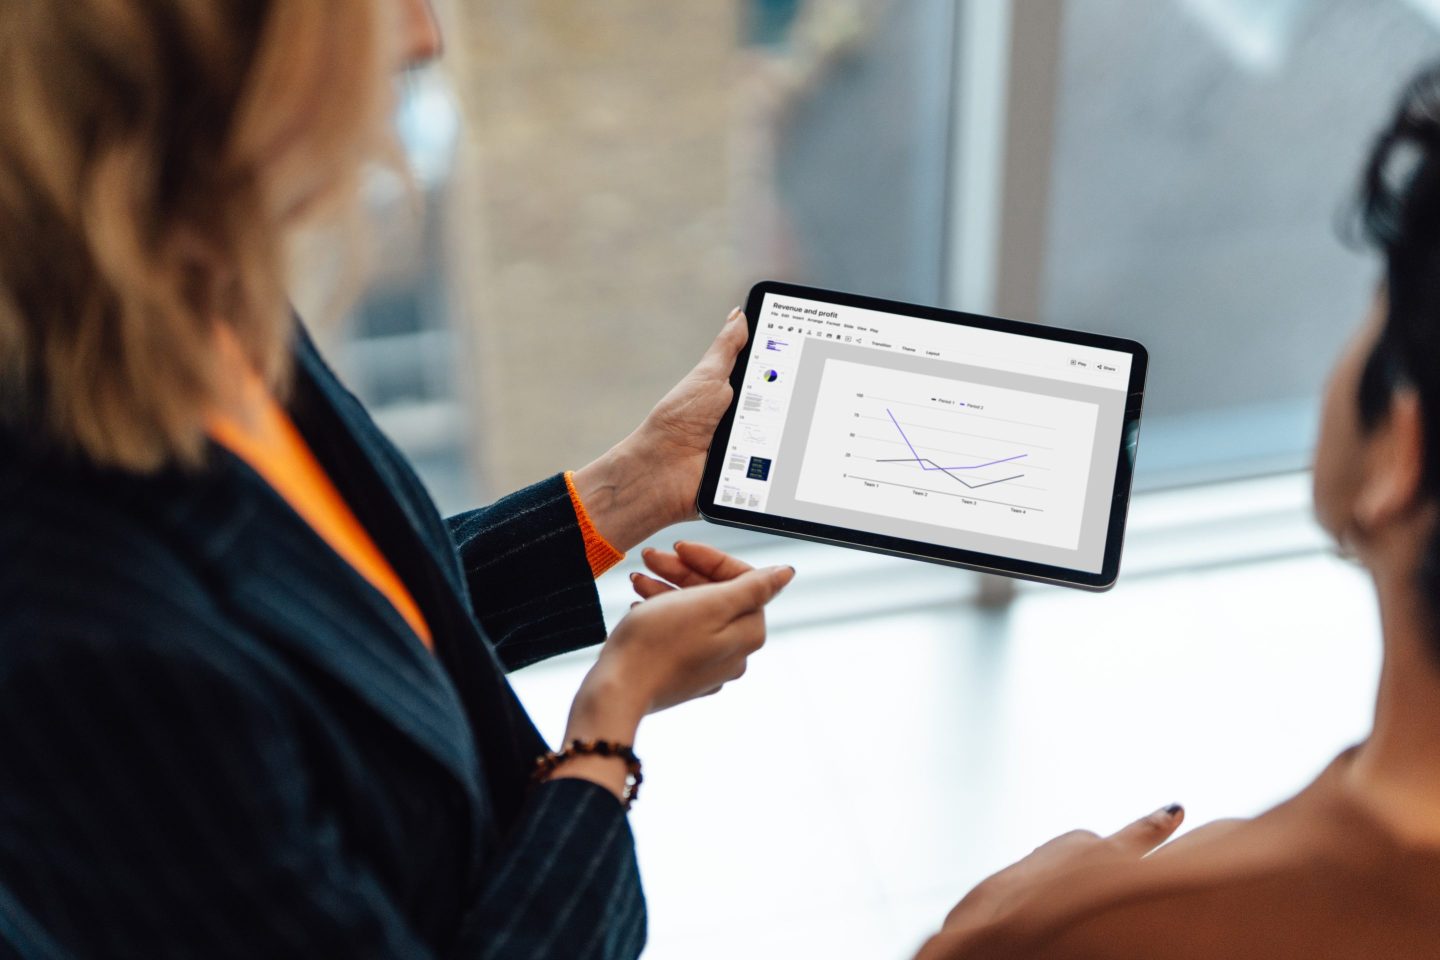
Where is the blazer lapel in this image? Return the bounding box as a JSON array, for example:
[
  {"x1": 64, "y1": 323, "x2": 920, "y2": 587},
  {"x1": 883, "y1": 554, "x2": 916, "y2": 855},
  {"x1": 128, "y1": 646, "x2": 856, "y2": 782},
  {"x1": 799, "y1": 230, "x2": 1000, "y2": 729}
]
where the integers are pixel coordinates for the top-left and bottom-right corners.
[
  {"x1": 145, "y1": 436, "x2": 485, "y2": 798},
  {"x1": 286, "y1": 328, "x2": 550, "y2": 827}
]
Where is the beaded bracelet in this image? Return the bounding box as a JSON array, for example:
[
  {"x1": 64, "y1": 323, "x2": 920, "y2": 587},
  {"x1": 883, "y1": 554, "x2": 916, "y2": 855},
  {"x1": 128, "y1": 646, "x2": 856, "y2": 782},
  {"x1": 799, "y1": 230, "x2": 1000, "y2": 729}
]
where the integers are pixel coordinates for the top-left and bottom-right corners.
[{"x1": 531, "y1": 738, "x2": 644, "y2": 811}]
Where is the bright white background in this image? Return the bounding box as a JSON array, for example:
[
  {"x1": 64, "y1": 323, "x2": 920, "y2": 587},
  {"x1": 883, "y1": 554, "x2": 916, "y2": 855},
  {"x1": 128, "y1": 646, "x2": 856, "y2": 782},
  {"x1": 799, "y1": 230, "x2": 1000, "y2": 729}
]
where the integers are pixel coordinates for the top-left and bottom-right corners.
[{"x1": 510, "y1": 474, "x2": 1381, "y2": 958}]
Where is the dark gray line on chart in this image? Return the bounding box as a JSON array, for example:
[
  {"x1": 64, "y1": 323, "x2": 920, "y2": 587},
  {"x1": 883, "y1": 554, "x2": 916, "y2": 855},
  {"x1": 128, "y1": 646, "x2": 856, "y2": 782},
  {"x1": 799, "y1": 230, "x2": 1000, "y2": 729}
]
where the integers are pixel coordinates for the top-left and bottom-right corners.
[
  {"x1": 852, "y1": 457, "x2": 1048, "y2": 491},
  {"x1": 857, "y1": 416, "x2": 1055, "y2": 451},
  {"x1": 867, "y1": 395, "x2": 1056, "y2": 430},
  {"x1": 855, "y1": 435, "x2": 1053, "y2": 470},
  {"x1": 847, "y1": 475, "x2": 1045, "y2": 512},
  {"x1": 875, "y1": 458, "x2": 1028, "y2": 490}
]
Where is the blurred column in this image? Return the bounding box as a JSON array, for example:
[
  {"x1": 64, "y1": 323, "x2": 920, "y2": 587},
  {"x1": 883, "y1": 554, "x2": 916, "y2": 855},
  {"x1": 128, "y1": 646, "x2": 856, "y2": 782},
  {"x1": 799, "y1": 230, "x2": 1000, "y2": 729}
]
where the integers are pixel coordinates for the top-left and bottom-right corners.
[
  {"x1": 945, "y1": 0, "x2": 1065, "y2": 606},
  {"x1": 445, "y1": 0, "x2": 742, "y2": 494}
]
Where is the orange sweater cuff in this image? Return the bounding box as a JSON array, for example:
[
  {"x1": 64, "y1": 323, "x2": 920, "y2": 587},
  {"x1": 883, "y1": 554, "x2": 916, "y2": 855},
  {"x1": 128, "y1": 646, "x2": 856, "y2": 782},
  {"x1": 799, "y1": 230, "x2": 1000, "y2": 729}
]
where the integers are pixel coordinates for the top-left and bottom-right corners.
[{"x1": 563, "y1": 470, "x2": 626, "y2": 579}]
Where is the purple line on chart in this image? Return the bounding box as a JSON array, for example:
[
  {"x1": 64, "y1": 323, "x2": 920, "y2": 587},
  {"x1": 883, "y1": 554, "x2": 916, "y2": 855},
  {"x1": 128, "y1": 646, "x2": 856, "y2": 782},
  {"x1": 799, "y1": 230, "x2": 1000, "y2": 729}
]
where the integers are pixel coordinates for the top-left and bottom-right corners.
[{"x1": 877, "y1": 408, "x2": 1027, "y2": 490}]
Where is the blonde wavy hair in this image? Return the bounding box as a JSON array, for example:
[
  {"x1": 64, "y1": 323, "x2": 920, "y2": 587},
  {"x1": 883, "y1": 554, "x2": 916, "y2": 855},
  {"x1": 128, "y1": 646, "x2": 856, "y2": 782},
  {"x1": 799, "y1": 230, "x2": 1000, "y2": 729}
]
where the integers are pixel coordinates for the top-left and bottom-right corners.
[{"x1": 0, "y1": 0, "x2": 395, "y2": 470}]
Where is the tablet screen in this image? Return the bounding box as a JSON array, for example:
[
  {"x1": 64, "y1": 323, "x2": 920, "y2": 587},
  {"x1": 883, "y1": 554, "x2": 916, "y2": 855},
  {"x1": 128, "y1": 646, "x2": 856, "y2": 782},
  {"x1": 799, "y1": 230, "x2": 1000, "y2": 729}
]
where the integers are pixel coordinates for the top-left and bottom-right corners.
[{"x1": 702, "y1": 284, "x2": 1144, "y2": 584}]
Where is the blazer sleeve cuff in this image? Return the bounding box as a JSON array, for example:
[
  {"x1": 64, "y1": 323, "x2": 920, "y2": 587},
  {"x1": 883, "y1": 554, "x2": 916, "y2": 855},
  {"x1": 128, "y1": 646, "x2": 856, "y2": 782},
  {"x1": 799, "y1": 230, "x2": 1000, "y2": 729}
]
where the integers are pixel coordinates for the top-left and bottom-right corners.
[{"x1": 446, "y1": 473, "x2": 609, "y2": 670}]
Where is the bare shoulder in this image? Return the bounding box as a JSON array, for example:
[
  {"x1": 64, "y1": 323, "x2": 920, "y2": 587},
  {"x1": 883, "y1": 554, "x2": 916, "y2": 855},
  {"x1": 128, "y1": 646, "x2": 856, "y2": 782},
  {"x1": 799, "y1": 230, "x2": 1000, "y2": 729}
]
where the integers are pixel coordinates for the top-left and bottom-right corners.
[
  {"x1": 1149, "y1": 816, "x2": 1252, "y2": 859},
  {"x1": 922, "y1": 811, "x2": 1329, "y2": 960},
  {"x1": 917, "y1": 759, "x2": 1375, "y2": 960},
  {"x1": 1026, "y1": 804, "x2": 1352, "y2": 960}
]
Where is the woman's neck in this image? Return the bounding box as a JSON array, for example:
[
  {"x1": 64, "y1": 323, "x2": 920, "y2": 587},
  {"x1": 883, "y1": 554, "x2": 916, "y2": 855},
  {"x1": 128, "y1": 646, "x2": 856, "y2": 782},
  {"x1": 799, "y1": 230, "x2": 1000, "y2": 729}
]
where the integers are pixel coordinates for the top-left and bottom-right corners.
[
  {"x1": 1348, "y1": 570, "x2": 1440, "y2": 843},
  {"x1": 209, "y1": 323, "x2": 270, "y2": 431}
]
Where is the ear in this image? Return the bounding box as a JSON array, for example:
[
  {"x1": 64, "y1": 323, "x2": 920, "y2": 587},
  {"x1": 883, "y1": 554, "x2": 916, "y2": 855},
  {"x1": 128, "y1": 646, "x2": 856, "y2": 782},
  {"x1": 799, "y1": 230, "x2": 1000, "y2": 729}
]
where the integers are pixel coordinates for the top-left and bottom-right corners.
[{"x1": 1355, "y1": 389, "x2": 1428, "y2": 533}]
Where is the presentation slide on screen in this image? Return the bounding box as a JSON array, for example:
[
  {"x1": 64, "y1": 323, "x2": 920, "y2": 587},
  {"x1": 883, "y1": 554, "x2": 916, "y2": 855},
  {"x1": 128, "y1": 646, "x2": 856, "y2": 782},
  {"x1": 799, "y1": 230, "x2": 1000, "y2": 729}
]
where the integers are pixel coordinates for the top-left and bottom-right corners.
[{"x1": 711, "y1": 293, "x2": 1134, "y2": 573}]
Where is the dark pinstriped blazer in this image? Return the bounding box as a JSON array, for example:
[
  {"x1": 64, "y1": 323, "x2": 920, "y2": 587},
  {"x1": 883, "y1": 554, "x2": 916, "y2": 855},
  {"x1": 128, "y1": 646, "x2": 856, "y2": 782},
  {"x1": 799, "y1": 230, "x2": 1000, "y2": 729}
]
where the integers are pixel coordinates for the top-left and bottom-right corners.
[{"x1": 0, "y1": 328, "x2": 645, "y2": 959}]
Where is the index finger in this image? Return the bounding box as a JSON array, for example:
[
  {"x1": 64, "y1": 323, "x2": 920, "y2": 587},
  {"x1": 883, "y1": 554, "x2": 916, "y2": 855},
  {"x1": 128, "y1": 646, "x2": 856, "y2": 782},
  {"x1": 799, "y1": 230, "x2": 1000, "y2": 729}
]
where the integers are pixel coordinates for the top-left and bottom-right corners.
[
  {"x1": 1108, "y1": 804, "x2": 1185, "y2": 856},
  {"x1": 707, "y1": 564, "x2": 796, "y2": 620},
  {"x1": 673, "y1": 540, "x2": 753, "y2": 582}
]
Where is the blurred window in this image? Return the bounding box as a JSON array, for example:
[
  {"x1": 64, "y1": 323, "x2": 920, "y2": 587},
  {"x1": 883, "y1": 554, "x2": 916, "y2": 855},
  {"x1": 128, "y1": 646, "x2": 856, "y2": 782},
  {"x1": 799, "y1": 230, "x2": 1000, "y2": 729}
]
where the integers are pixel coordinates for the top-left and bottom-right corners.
[
  {"x1": 324, "y1": 70, "x2": 474, "y2": 513},
  {"x1": 332, "y1": 0, "x2": 1440, "y2": 513},
  {"x1": 1042, "y1": 0, "x2": 1440, "y2": 484}
]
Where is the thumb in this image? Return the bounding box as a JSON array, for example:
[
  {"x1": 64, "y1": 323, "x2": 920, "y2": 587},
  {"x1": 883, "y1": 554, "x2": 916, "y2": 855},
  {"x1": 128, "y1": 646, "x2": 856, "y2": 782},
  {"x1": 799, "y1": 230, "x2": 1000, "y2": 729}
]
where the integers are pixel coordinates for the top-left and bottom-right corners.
[
  {"x1": 710, "y1": 564, "x2": 796, "y2": 618},
  {"x1": 694, "y1": 306, "x2": 749, "y2": 378},
  {"x1": 1108, "y1": 804, "x2": 1185, "y2": 856}
]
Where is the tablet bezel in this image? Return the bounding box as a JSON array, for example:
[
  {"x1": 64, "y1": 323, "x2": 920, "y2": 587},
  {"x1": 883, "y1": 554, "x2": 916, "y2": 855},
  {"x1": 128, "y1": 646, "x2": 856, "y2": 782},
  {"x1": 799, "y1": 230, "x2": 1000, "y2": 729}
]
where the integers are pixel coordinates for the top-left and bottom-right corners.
[{"x1": 697, "y1": 280, "x2": 1148, "y2": 591}]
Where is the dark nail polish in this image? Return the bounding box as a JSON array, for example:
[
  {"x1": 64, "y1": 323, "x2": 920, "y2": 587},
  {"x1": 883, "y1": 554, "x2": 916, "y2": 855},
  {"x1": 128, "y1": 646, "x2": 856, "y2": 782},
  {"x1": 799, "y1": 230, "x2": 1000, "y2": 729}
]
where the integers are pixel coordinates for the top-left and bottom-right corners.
[{"x1": 1164, "y1": 803, "x2": 1183, "y2": 817}]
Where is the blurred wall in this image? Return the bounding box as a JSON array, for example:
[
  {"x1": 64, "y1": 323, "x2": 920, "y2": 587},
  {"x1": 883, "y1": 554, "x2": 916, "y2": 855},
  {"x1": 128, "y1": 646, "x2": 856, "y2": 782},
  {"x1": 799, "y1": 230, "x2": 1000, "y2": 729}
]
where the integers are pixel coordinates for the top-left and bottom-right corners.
[{"x1": 449, "y1": 1, "x2": 743, "y2": 493}]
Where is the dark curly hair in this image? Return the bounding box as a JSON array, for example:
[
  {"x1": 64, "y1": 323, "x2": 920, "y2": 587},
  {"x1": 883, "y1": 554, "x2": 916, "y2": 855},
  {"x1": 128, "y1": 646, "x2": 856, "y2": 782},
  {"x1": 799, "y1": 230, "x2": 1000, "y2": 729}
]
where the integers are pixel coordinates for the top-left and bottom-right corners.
[{"x1": 1355, "y1": 64, "x2": 1440, "y2": 627}]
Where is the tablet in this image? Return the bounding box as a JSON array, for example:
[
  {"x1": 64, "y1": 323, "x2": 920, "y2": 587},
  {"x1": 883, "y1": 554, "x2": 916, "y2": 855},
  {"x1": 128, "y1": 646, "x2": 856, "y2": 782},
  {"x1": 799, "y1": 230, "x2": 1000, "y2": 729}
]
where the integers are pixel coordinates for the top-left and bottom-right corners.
[{"x1": 697, "y1": 281, "x2": 1148, "y2": 590}]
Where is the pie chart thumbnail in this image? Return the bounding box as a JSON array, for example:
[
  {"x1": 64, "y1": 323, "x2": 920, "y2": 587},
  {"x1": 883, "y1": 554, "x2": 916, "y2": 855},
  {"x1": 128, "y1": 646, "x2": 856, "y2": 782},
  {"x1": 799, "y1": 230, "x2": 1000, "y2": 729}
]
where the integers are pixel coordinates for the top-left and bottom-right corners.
[{"x1": 763, "y1": 369, "x2": 779, "y2": 383}]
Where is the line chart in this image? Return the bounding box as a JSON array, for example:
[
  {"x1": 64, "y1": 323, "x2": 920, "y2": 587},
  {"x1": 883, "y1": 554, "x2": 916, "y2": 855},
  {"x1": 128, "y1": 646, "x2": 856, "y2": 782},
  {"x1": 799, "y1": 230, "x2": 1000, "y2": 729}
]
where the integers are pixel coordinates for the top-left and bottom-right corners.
[
  {"x1": 791, "y1": 358, "x2": 1102, "y2": 550},
  {"x1": 876, "y1": 408, "x2": 1027, "y2": 490}
]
